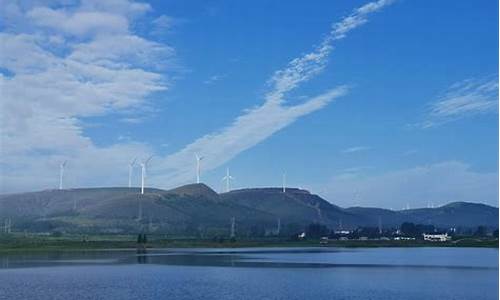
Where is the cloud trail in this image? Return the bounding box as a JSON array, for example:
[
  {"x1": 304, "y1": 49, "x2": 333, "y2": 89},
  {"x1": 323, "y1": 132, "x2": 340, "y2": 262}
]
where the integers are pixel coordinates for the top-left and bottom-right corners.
[
  {"x1": 150, "y1": 0, "x2": 395, "y2": 187},
  {"x1": 421, "y1": 76, "x2": 498, "y2": 128},
  {"x1": 341, "y1": 146, "x2": 371, "y2": 154}
]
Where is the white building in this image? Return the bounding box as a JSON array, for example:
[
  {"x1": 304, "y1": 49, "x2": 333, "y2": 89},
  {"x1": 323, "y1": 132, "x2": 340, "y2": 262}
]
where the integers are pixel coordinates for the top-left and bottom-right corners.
[
  {"x1": 334, "y1": 230, "x2": 351, "y2": 235},
  {"x1": 423, "y1": 233, "x2": 451, "y2": 242}
]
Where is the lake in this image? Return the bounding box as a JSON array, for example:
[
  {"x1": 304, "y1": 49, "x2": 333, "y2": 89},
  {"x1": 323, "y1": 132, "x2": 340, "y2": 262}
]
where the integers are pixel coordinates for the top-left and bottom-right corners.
[{"x1": 0, "y1": 247, "x2": 497, "y2": 300}]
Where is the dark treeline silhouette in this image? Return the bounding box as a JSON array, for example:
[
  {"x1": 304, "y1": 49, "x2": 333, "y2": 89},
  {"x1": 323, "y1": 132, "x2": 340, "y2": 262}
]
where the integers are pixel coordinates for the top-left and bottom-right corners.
[{"x1": 137, "y1": 233, "x2": 147, "y2": 244}]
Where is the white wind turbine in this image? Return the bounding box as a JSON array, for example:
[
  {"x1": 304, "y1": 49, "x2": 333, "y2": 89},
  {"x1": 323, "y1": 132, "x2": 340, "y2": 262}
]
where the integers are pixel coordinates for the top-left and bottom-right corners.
[
  {"x1": 59, "y1": 160, "x2": 67, "y2": 190},
  {"x1": 195, "y1": 154, "x2": 204, "y2": 184},
  {"x1": 140, "y1": 156, "x2": 153, "y2": 195},
  {"x1": 221, "y1": 168, "x2": 234, "y2": 193},
  {"x1": 128, "y1": 157, "x2": 137, "y2": 188},
  {"x1": 282, "y1": 172, "x2": 286, "y2": 193}
]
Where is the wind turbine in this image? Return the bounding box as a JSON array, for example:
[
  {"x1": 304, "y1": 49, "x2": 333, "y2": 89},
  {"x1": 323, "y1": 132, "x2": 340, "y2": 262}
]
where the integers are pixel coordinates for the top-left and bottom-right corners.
[
  {"x1": 128, "y1": 158, "x2": 137, "y2": 188},
  {"x1": 282, "y1": 172, "x2": 286, "y2": 193},
  {"x1": 140, "y1": 156, "x2": 153, "y2": 195},
  {"x1": 221, "y1": 168, "x2": 234, "y2": 193},
  {"x1": 59, "y1": 160, "x2": 67, "y2": 190},
  {"x1": 195, "y1": 154, "x2": 204, "y2": 184},
  {"x1": 378, "y1": 216, "x2": 382, "y2": 235}
]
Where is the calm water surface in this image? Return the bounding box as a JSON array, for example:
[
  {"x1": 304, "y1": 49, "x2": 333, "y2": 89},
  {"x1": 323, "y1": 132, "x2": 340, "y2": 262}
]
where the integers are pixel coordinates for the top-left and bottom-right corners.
[{"x1": 0, "y1": 247, "x2": 497, "y2": 300}]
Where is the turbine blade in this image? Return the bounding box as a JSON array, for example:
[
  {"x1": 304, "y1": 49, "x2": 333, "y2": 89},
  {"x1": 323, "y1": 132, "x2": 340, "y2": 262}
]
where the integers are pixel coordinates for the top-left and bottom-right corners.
[{"x1": 144, "y1": 155, "x2": 153, "y2": 165}]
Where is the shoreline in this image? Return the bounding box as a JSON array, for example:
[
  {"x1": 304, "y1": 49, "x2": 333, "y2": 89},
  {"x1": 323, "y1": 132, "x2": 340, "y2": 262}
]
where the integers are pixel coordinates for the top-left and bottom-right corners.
[{"x1": 0, "y1": 235, "x2": 498, "y2": 253}]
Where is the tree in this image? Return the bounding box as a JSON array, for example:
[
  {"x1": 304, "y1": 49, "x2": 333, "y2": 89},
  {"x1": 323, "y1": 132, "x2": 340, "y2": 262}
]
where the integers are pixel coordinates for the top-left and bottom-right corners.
[
  {"x1": 416, "y1": 224, "x2": 435, "y2": 234},
  {"x1": 306, "y1": 223, "x2": 329, "y2": 238},
  {"x1": 284, "y1": 223, "x2": 302, "y2": 236},
  {"x1": 355, "y1": 227, "x2": 380, "y2": 239},
  {"x1": 400, "y1": 222, "x2": 417, "y2": 237},
  {"x1": 474, "y1": 226, "x2": 487, "y2": 237},
  {"x1": 249, "y1": 225, "x2": 265, "y2": 237},
  {"x1": 137, "y1": 233, "x2": 147, "y2": 244}
]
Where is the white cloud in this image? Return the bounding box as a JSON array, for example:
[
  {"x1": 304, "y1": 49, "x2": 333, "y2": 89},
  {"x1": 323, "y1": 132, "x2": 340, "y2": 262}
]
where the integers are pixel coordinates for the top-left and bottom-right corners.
[
  {"x1": 0, "y1": 0, "x2": 171, "y2": 192},
  {"x1": 341, "y1": 146, "x2": 371, "y2": 153},
  {"x1": 28, "y1": 7, "x2": 129, "y2": 37},
  {"x1": 402, "y1": 149, "x2": 418, "y2": 156},
  {"x1": 119, "y1": 117, "x2": 145, "y2": 124},
  {"x1": 151, "y1": 15, "x2": 182, "y2": 36},
  {"x1": 203, "y1": 74, "x2": 224, "y2": 85},
  {"x1": 79, "y1": 0, "x2": 151, "y2": 16},
  {"x1": 422, "y1": 76, "x2": 498, "y2": 128},
  {"x1": 69, "y1": 34, "x2": 174, "y2": 70},
  {"x1": 319, "y1": 161, "x2": 499, "y2": 208}
]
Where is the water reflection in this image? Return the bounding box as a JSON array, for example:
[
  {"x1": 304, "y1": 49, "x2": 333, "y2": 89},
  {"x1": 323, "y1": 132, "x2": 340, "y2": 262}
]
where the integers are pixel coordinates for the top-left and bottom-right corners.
[
  {"x1": 136, "y1": 248, "x2": 149, "y2": 264},
  {"x1": 0, "y1": 248, "x2": 498, "y2": 270},
  {"x1": 0, "y1": 248, "x2": 496, "y2": 300},
  {"x1": 1, "y1": 256, "x2": 9, "y2": 268}
]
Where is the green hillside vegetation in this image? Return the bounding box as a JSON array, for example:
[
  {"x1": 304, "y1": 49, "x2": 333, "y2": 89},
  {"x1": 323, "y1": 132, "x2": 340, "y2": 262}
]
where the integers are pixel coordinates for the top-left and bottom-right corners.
[{"x1": 0, "y1": 184, "x2": 497, "y2": 236}]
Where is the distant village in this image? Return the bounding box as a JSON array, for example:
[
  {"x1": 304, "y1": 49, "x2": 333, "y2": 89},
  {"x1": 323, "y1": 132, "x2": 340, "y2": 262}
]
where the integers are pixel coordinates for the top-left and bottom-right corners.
[{"x1": 287, "y1": 222, "x2": 498, "y2": 244}]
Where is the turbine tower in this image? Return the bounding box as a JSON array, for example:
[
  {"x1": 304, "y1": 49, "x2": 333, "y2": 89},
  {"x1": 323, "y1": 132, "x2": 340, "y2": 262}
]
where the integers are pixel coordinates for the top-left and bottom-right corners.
[
  {"x1": 282, "y1": 172, "x2": 286, "y2": 193},
  {"x1": 128, "y1": 157, "x2": 137, "y2": 188},
  {"x1": 59, "y1": 160, "x2": 67, "y2": 190},
  {"x1": 221, "y1": 168, "x2": 234, "y2": 193},
  {"x1": 140, "y1": 156, "x2": 153, "y2": 195},
  {"x1": 230, "y1": 217, "x2": 235, "y2": 239},
  {"x1": 378, "y1": 216, "x2": 382, "y2": 235},
  {"x1": 195, "y1": 154, "x2": 204, "y2": 184},
  {"x1": 276, "y1": 218, "x2": 281, "y2": 236},
  {"x1": 4, "y1": 218, "x2": 11, "y2": 234}
]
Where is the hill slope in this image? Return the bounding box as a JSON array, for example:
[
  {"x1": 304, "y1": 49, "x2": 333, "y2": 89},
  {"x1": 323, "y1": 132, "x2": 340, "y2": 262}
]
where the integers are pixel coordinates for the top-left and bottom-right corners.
[
  {"x1": 220, "y1": 188, "x2": 367, "y2": 228},
  {"x1": 0, "y1": 184, "x2": 497, "y2": 234},
  {"x1": 345, "y1": 202, "x2": 499, "y2": 228}
]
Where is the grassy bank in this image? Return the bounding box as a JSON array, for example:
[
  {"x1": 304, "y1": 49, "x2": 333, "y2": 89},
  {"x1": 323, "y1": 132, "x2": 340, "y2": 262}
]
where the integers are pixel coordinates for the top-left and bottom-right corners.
[{"x1": 0, "y1": 234, "x2": 497, "y2": 253}]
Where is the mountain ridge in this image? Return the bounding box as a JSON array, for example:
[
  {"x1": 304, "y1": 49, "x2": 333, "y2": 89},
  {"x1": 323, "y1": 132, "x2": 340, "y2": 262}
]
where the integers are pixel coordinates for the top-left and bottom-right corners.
[{"x1": 0, "y1": 183, "x2": 497, "y2": 234}]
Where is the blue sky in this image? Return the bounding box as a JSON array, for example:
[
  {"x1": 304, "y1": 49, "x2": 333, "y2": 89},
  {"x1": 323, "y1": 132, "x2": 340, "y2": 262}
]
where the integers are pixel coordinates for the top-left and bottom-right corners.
[{"x1": 1, "y1": 0, "x2": 498, "y2": 208}]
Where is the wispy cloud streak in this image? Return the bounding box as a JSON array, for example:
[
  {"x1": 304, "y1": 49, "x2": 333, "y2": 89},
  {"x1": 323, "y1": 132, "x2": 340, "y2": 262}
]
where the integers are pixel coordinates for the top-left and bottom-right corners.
[
  {"x1": 150, "y1": 0, "x2": 395, "y2": 187},
  {"x1": 266, "y1": 0, "x2": 395, "y2": 105},
  {"x1": 422, "y1": 76, "x2": 498, "y2": 128},
  {"x1": 341, "y1": 146, "x2": 371, "y2": 153}
]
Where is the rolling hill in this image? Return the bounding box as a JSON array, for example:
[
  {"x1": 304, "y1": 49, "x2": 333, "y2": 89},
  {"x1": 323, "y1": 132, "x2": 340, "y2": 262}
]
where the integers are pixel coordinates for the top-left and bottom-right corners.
[{"x1": 0, "y1": 184, "x2": 497, "y2": 235}]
